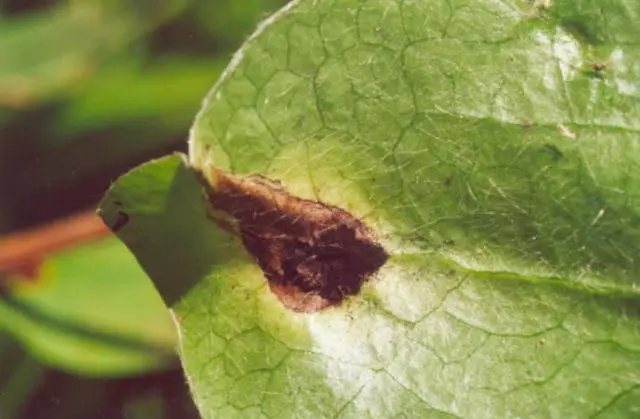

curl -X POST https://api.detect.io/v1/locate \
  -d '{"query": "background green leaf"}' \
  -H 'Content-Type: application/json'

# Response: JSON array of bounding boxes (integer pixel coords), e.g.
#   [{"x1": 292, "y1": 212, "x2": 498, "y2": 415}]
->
[
  {"x1": 0, "y1": 0, "x2": 188, "y2": 108},
  {"x1": 102, "y1": 0, "x2": 640, "y2": 417},
  {"x1": 0, "y1": 237, "x2": 176, "y2": 376}
]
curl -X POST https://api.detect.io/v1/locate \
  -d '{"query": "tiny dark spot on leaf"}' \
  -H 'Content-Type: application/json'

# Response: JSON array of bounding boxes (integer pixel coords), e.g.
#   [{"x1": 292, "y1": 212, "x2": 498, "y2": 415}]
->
[
  {"x1": 201, "y1": 168, "x2": 388, "y2": 313},
  {"x1": 111, "y1": 211, "x2": 130, "y2": 232},
  {"x1": 583, "y1": 62, "x2": 608, "y2": 80},
  {"x1": 540, "y1": 143, "x2": 563, "y2": 161},
  {"x1": 113, "y1": 200, "x2": 122, "y2": 206},
  {"x1": 589, "y1": 62, "x2": 607, "y2": 72}
]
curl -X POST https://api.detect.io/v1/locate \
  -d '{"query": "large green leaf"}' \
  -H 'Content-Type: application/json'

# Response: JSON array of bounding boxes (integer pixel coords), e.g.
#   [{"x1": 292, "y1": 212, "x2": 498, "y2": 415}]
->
[{"x1": 100, "y1": 0, "x2": 640, "y2": 417}]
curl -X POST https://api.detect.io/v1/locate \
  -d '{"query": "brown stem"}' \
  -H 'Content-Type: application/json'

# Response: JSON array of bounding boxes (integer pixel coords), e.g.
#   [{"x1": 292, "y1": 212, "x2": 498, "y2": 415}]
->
[{"x1": 0, "y1": 211, "x2": 111, "y2": 279}]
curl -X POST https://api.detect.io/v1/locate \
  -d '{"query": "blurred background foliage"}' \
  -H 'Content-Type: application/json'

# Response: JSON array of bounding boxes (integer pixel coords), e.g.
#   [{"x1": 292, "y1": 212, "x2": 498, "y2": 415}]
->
[{"x1": 0, "y1": 0, "x2": 286, "y2": 417}]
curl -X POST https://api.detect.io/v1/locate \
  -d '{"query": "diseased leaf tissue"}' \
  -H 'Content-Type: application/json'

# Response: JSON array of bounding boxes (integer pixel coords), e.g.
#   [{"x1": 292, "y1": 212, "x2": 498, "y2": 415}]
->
[{"x1": 200, "y1": 166, "x2": 388, "y2": 312}]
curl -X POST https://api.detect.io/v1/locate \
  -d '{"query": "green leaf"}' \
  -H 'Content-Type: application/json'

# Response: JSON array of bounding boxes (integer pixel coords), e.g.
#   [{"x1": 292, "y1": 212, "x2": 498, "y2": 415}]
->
[
  {"x1": 57, "y1": 57, "x2": 225, "y2": 137},
  {"x1": 0, "y1": 0, "x2": 188, "y2": 108},
  {"x1": 0, "y1": 238, "x2": 176, "y2": 376},
  {"x1": 101, "y1": 0, "x2": 640, "y2": 417}
]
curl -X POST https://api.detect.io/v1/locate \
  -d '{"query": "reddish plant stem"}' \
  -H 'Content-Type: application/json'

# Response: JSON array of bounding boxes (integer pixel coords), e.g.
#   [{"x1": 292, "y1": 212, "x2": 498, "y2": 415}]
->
[{"x1": 0, "y1": 211, "x2": 111, "y2": 280}]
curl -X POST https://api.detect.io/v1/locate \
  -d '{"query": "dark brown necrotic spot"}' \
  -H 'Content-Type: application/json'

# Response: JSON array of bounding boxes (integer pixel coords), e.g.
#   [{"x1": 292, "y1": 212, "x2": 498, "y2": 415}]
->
[{"x1": 201, "y1": 168, "x2": 388, "y2": 313}]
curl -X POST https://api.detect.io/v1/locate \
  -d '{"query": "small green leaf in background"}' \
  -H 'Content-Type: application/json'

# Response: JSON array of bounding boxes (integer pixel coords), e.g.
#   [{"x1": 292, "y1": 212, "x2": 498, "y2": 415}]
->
[
  {"x1": 101, "y1": 0, "x2": 640, "y2": 417},
  {"x1": 57, "y1": 57, "x2": 225, "y2": 137},
  {"x1": 0, "y1": 237, "x2": 176, "y2": 376},
  {"x1": 0, "y1": 0, "x2": 188, "y2": 108}
]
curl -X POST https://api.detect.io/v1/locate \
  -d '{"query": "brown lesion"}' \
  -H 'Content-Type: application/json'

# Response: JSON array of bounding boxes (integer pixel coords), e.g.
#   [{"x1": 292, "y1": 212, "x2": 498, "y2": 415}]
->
[{"x1": 199, "y1": 167, "x2": 388, "y2": 313}]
